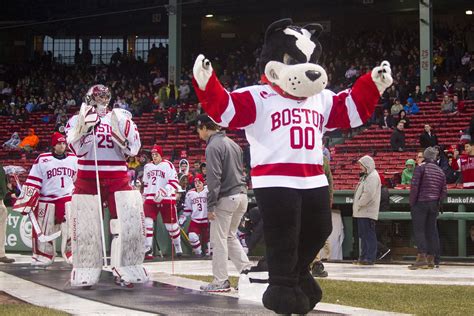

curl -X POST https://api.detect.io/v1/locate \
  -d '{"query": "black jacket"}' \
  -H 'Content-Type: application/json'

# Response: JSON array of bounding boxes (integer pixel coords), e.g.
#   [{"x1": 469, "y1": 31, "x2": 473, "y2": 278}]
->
[
  {"x1": 390, "y1": 128, "x2": 405, "y2": 151},
  {"x1": 419, "y1": 131, "x2": 438, "y2": 149}
]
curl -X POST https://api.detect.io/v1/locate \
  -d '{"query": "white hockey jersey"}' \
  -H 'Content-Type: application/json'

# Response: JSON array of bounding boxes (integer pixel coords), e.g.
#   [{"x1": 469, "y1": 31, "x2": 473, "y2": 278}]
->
[
  {"x1": 65, "y1": 110, "x2": 140, "y2": 179},
  {"x1": 142, "y1": 160, "x2": 180, "y2": 204},
  {"x1": 193, "y1": 72, "x2": 380, "y2": 189},
  {"x1": 23, "y1": 153, "x2": 77, "y2": 203},
  {"x1": 183, "y1": 186, "x2": 209, "y2": 224}
]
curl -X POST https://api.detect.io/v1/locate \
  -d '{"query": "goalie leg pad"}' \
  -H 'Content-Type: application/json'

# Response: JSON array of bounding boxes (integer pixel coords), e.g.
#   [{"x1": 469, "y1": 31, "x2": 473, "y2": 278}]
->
[
  {"x1": 111, "y1": 190, "x2": 149, "y2": 284},
  {"x1": 70, "y1": 194, "x2": 103, "y2": 287},
  {"x1": 31, "y1": 202, "x2": 58, "y2": 266},
  {"x1": 61, "y1": 202, "x2": 73, "y2": 264}
]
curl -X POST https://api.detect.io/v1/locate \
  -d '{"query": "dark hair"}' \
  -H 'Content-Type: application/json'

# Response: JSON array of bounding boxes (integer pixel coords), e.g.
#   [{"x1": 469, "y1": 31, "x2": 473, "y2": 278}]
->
[{"x1": 197, "y1": 120, "x2": 220, "y2": 131}]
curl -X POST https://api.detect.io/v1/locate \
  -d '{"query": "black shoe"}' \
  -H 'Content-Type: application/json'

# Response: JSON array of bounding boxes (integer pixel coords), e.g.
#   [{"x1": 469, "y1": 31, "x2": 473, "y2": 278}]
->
[
  {"x1": 311, "y1": 261, "x2": 328, "y2": 278},
  {"x1": 0, "y1": 256, "x2": 15, "y2": 263}
]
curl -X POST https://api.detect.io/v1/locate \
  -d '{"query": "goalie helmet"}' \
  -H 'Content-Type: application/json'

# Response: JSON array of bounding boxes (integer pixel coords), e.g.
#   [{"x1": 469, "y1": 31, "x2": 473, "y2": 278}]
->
[{"x1": 85, "y1": 84, "x2": 111, "y2": 116}]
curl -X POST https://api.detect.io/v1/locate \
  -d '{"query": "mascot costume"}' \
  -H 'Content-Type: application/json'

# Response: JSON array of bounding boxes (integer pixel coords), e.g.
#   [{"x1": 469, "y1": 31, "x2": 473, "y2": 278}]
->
[{"x1": 193, "y1": 18, "x2": 392, "y2": 314}]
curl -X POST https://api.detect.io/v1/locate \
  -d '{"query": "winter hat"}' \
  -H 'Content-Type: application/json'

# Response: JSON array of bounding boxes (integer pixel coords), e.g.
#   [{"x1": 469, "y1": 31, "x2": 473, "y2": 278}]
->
[
  {"x1": 423, "y1": 147, "x2": 438, "y2": 161},
  {"x1": 51, "y1": 132, "x2": 66, "y2": 146},
  {"x1": 194, "y1": 173, "x2": 205, "y2": 183},
  {"x1": 151, "y1": 144, "x2": 163, "y2": 156}
]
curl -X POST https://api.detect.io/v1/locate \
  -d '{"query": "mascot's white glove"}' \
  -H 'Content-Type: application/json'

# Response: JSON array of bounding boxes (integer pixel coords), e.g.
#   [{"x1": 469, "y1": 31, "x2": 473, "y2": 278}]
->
[
  {"x1": 178, "y1": 215, "x2": 187, "y2": 227},
  {"x1": 193, "y1": 54, "x2": 213, "y2": 91},
  {"x1": 371, "y1": 61, "x2": 393, "y2": 95},
  {"x1": 12, "y1": 185, "x2": 39, "y2": 215}
]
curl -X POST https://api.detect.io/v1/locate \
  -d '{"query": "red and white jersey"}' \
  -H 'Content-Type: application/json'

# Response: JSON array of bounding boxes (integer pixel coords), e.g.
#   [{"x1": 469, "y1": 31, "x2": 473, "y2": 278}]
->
[
  {"x1": 183, "y1": 186, "x2": 209, "y2": 224},
  {"x1": 65, "y1": 110, "x2": 140, "y2": 179},
  {"x1": 143, "y1": 160, "x2": 180, "y2": 204},
  {"x1": 23, "y1": 153, "x2": 77, "y2": 203},
  {"x1": 193, "y1": 72, "x2": 380, "y2": 189},
  {"x1": 458, "y1": 155, "x2": 474, "y2": 188}
]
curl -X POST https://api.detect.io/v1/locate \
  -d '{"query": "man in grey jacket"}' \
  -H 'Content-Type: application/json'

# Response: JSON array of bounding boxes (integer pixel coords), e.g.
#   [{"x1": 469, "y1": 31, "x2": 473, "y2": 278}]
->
[
  {"x1": 352, "y1": 155, "x2": 381, "y2": 265},
  {"x1": 409, "y1": 146, "x2": 447, "y2": 270},
  {"x1": 196, "y1": 114, "x2": 251, "y2": 292}
]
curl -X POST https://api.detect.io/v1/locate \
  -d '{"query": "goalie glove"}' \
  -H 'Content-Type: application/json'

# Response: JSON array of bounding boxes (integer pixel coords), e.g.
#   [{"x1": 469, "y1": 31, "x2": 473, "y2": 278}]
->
[
  {"x1": 66, "y1": 103, "x2": 100, "y2": 144},
  {"x1": 371, "y1": 60, "x2": 393, "y2": 95},
  {"x1": 193, "y1": 54, "x2": 213, "y2": 90},
  {"x1": 13, "y1": 185, "x2": 40, "y2": 215}
]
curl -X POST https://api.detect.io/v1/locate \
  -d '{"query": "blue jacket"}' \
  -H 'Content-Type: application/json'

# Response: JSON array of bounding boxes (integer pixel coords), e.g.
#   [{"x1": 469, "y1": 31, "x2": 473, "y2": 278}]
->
[{"x1": 403, "y1": 103, "x2": 419, "y2": 115}]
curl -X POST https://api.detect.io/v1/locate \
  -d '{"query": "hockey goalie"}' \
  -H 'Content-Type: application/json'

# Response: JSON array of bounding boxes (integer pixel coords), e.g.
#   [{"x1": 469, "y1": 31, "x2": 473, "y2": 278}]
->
[
  {"x1": 65, "y1": 84, "x2": 148, "y2": 287},
  {"x1": 13, "y1": 132, "x2": 77, "y2": 266}
]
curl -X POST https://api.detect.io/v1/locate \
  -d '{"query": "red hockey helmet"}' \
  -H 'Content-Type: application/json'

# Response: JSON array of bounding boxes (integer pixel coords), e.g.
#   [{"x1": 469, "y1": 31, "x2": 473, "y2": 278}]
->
[{"x1": 85, "y1": 84, "x2": 111, "y2": 107}]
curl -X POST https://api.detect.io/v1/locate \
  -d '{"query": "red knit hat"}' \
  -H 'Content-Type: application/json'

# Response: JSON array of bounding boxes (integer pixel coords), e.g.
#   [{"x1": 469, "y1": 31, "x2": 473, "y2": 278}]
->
[
  {"x1": 193, "y1": 173, "x2": 205, "y2": 183},
  {"x1": 51, "y1": 132, "x2": 66, "y2": 146},
  {"x1": 151, "y1": 144, "x2": 163, "y2": 156}
]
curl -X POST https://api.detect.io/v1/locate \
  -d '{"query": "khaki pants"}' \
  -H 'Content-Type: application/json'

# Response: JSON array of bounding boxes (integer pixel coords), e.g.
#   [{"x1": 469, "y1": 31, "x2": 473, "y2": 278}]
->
[
  {"x1": 210, "y1": 193, "x2": 251, "y2": 282},
  {"x1": 0, "y1": 200, "x2": 7, "y2": 257}
]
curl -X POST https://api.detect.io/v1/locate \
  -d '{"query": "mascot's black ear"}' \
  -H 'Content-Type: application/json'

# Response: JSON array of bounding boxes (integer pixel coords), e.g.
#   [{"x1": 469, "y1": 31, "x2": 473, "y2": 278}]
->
[
  {"x1": 264, "y1": 18, "x2": 293, "y2": 41},
  {"x1": 303, "y1": 23, "x2": 323, "y2": 39}
]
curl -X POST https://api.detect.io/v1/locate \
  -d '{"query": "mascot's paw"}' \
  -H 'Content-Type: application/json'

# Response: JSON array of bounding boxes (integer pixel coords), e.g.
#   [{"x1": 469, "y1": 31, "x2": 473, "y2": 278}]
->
[
  {"x1": 193, "y1": 54, "x2": 213, "y2": 90},
  {"x1": 371, "y1": 60, "x2": 393, "y2": 94},
  {"x1": 262, "y1": 284, "x2": 310, "y2": 314},
  {"x1": 299, "y1": 271, "x2": 322, "y2": 310}
]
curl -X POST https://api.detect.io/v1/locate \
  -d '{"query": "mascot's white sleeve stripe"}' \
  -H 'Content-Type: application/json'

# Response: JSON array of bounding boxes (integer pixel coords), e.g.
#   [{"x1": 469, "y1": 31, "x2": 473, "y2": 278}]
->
[
  {"x1": 219, "y1": 96, "x2": 236, "y2": 128},
  {"x1": 345, "y1": 94, "x2": 363, "y2": 128}
]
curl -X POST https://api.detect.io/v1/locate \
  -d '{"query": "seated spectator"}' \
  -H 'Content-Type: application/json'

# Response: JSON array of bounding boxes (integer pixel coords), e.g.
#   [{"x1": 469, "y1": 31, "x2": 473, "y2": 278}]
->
[
  {"x1": 127, "y1": 156, "x2": 140, "y2": 184},
  {"x1": 390, "y1": 122, "x2": 405, "y2": 152},
  {"x1": 419, "y1": 124, "x2": 438, "y2": 149},
  {"x1": 185, "y1": 107, "x2": 198, "y2": 126},
  {"x1": 458, "y1": 141, "x2": 474, "y2": 189},
  {"x1": 395, "y1": 110, "x2": 410, "y2": 128},
  {"x1": 440, "y1": 94, "x2": 455, "y2": 113},
  {"x1": 422, "y1": 85, "x2": 436, "y2": 102},
  {"x1": 401, "y1": 159, "x2": 416, "y2": 185},
  {"x1": 2, "y1": 132, "x2": 20, "y2": 149},
  {"x1": 18, "y1": 128, "x2": 39, "y2": 152},
  {"x1": 390, "y1": 99, "x2": 403, "y2": 115},
  {"x1": 178, "y1": 80, "x2": 191, "y2": 104},
  {"x1": 378, "y1": 109, "x2": 395, "y2": 129},
  {"x1": 442, "y1": 79, "x2": 454, "y2": 95},
  {"x1": 403, "y1": 97, "x2": 419, "y2": 115},
  {"x1": 411, "y1": 85, "x2": 423, "y2": 103},
  {"x1": 453, "y1": 94, "x2": 466, "y2": 113}
]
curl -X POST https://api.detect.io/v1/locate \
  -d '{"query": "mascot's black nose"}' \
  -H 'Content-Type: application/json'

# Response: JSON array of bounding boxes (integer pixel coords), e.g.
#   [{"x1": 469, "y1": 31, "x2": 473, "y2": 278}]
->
[{"x1": 305, "y1": 70, "x2": 321, "y2": 81}]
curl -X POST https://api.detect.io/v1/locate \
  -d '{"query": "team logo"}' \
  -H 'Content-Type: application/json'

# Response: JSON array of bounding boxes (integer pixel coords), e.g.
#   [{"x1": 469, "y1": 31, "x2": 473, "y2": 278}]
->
[
  {"x1": 259, "y1": 91, "x2": 277, "y2": 99},
  {"x1": 390, "y1": 195, "x2": 404, "y2": 203},
  {"x1": 42, "y1": 158, "x2": 50, "y2": 163},
  {"x1": 19, "y1": 216, "x2": 33, "y2": 248}
]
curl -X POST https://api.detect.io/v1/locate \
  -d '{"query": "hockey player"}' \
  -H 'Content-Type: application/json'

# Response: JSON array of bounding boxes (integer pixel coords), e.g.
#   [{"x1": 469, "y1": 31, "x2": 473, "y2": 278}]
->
[
  {"x1": 179, "y1": 173, "x2": 210, "y2": 256},
  {"x1": 65, "y1": 84, "x2": 148, "y2": 287},
  {"x1": 13, "y1": 132, "x2": 77, "y2": 266},
  {"x1": 142, "y1": 145, "x2": 182, "y2": 259}
]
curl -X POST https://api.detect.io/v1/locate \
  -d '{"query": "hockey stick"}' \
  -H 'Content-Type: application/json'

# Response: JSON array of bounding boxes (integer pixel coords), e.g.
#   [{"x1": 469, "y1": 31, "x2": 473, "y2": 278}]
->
[
  {"x1": 92, "y1": 128, "x2": 109, "y2": 268},
  {"x1": 14, "y1": 174, "x2": 61, "y2": 242}
]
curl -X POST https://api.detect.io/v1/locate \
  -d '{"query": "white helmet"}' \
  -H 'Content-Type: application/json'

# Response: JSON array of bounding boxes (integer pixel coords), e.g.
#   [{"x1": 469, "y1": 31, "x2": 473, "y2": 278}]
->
[{"x1": 85, "y1": 84, "x2": 111, "y2": 116}]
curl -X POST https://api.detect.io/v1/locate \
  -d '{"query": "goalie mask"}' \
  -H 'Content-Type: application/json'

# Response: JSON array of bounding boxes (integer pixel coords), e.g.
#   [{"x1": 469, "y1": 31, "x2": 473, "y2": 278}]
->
[{"x1": 85, "y1": 84, "x2": 111, "y2": 117}]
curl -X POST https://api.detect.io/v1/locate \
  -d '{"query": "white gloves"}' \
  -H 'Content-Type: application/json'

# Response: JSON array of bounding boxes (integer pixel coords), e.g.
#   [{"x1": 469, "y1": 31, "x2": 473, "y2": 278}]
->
[
  {"x1": 371, "y1": 61, "x2": 393, "y2": 95},
  {"x1": 178, "y1": 215, "x2": 187, "y2": 227},
  {"x1": 193, "y1": 54, "x2": 213, "y2": 90}
]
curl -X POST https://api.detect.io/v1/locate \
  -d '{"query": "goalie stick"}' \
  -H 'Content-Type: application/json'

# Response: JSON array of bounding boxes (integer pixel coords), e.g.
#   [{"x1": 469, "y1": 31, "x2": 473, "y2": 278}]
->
[{"x1": 13, "y1": 174, "x2": 61, "y2": 243}]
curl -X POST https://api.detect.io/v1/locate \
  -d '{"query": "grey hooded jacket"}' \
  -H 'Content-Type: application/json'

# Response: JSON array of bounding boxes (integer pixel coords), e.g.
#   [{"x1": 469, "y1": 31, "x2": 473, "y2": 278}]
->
[{"x1": 353, "y1": 155, "x2": 381, "y2": 220}]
